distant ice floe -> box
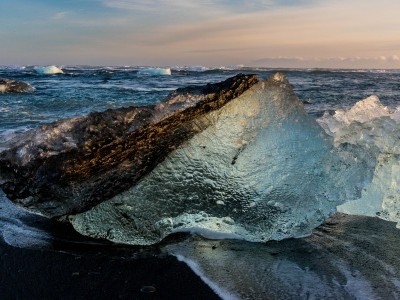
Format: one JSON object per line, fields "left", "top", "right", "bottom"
{"left": 137, "top": 67, "right": 171, "bottom": 76}
{"left": 318, "top": 96, "right": 400, "bottom": 226}
{"left": 34, "top": 65, "right": 64, "bottom": 75}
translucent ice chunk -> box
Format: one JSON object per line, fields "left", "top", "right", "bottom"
{"left": 317, "top": 95, "right": 394, "bottom": 137}
{"left": 69, "top": 74, "right": 370, "bottom": 245}
{"left": 137, "top": 67, "right": 171, "bottom": 75}
{"left": 318, "top": 96, "right": 400, "bottom": 226}
{"left": 34, "top": 65, "right": 63, "bottom": 75}
{"left": 338, "top": 154, "right": 400, "bottom": 220}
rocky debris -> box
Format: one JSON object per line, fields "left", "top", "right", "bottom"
{"left": 0, "top": 78, "right": 35, "bottom": 93}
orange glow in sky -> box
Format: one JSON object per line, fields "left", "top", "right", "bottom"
{"left": 2, "top": 0, "right": 400, "bottom": 68}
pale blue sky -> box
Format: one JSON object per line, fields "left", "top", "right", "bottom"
{"left": 1, "top": 0, "right": 400, "bottom": 68}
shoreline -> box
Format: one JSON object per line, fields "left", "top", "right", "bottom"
{"left": 0, "top": 194, "right": 219, "bottom": 299}
{"left": 2, "top": 196, "right": 400, "bottom": 299}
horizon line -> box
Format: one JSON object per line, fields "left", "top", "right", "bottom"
{"left": 1, "top": 64, "right": 400, "bottom": 71}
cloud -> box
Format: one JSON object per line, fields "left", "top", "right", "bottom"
{"left": 102, "top": 0, "right": 211, "bottom": 11}
{"left": 51, "top": 11, "right": 70, "bottom": 20}
{"left": 4, "top": 0, "right": 400, "bottom": 67}
{"left": 185, "top": 47, "right": 254, "bottom": 54}
{"left": 101, "top": 0, "right": 318, "bottom": 15}
{"left": 252, "top": 56, "right": 400, "bottom": 68}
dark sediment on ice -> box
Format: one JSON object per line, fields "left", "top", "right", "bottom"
{"left": 0, "top": 74, "right": 258, "bottom": 217}
{"left": 0, "top": 78, "right": 35, "bottom": 93}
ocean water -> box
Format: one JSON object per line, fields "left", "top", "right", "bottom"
{"left": 1, "top": 66, "right": 400, "bottom": 133}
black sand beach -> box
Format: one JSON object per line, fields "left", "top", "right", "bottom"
{"left": 0, "top": 194, "right": 219, "bottom": 300}
{"left": 2, "top": 197, "right": 400, "bottom": 300}
{"left": 0, "top": 238, "right": 219, "bottom": 300}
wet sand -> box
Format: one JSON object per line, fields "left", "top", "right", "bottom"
{"left": 166, "top": 213, "right": 400, "bottom": 299}
{"left": 0, "top": 193, "right": 219, "bottom": 299}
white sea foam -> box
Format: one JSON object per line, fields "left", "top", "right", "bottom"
{"left": 164, "top": 229, "right": 389, "bottom": 300}
{"left": 98, "top": 84, "right": 176, "bottom": 92}
{"left": 174, "top": 254, "right": 240, "bottom": 300}
{"left": 335, "top": 261, "right": 377, "bottom": 299}
{"left": 173, "top": 65, "right": 210, "bottom": 72}
{"left": 0, "top": 128, "right": 29, "bottom": 152}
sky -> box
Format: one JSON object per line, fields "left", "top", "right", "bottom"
{"left": 1, "top": 0, "right": 400, "bottom": 68}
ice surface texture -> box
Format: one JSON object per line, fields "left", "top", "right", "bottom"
{"left": 0, "top": 74, "right": 258, "bottom": 217}
{"left": 33, "top": 66, "right": 63, "bottom": 75}
{"left": 318, "top": 96, "right": 400, "bottom": 226}
{"left": 70, "top": 73, "right": 370, "bottom": 245}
